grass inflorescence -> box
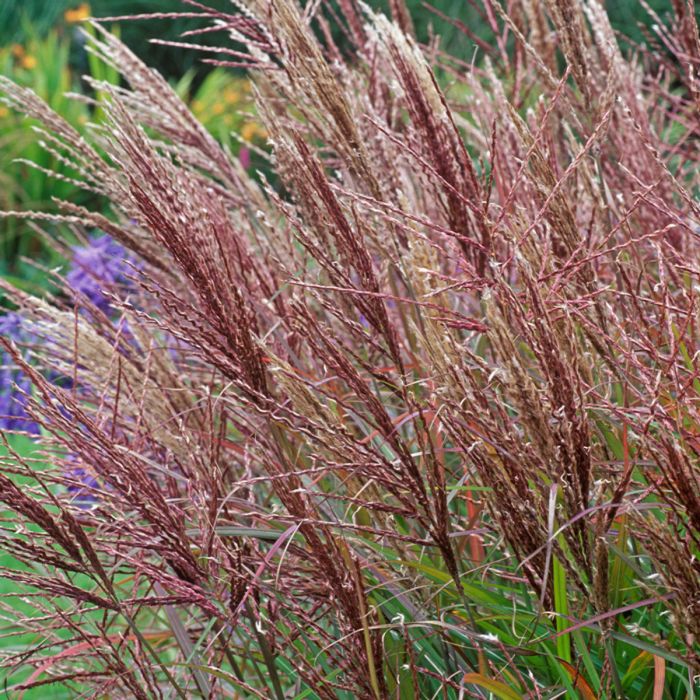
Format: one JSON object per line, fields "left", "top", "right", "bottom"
{"left": 0, "top": 0, "right": 699, "bottom": 697}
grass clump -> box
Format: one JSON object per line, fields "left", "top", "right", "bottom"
{"left": 0, "top": 0, "right": 699, "bottom": 697}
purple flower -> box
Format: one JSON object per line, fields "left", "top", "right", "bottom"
{"left": 0, "top": 313, "right": 40, "bottom": 435}
{"left": 66, "top": 235, "right": 134, "bottom": 315}
{"left": 239, "top": 146, "right": 251, "bottom": 170}
{"left": 64, "top": 456, "right": 101, "bottom": 508}
{"left": 60, "top": 234, "right": 138, "bottom": 503}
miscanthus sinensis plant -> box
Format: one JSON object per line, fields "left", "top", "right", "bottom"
{"left": 1, "top": 1, "right": 699, "bottom": 697}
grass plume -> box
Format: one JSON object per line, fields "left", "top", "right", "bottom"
{"left": 0, "top": 0, "right": 699, "bottom": 696}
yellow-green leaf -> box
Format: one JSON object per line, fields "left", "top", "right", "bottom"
{"left": 461, "top": 673, "right": 522, "bottom": 700}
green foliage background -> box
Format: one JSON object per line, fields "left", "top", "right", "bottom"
{"left": 0, "top": 0, "right": 681, "bottom": 71}
{"left": 0, "top": 0, "right": 688, "bottom": 292}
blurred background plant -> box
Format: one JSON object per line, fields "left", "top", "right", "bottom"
{"left": 0, "top": 1, "right": 266, "bottom": 294}
{"left": 0, "top": 21, "right": 96, "bottom": 289}
{"left": 0, "top": 0, "right": 682, "bottom": 293}
{"left": 1, "top": 0, "right": 678, "bottom": 63}
{"left": 174, "top": 68, "right": 263, "bottom": 154}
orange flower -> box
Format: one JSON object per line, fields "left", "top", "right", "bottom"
{"left": 65, "top": 3, "right": 91, "bottom": 23}
{"left": 10, "top": 44, "right": 25, "bottom": 58}
{"left": 223, "top": 89, "right": 240, "bottom": 104}
{"left": 241, "top": 122, "right": 262, "bottom": 141}
{"left": 20, "top": 55, "right": 37, "bottom": 70}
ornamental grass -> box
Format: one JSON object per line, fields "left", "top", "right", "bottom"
{"left": 0, "top": 0, "right": 699, "bottom": 697}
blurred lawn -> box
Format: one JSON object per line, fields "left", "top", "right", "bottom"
{"left": 0, "top": 436, "right": 76, "bottom": 699}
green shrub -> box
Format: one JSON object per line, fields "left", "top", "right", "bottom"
{"left": 0, "top": 25, "right": 95, "bottom": 288}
